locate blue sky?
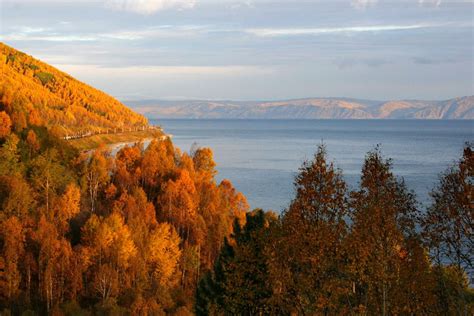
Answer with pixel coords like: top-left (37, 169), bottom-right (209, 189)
top-left (1, 0), bottom-right (473, 100)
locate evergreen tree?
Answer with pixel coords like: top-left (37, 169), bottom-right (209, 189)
top-left (196, 209), bottom-right (278, 315)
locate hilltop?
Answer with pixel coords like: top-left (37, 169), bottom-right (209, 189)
top-left (128, 96), bottom-right (474, 119)
top-left (0, 42), bottom-right (148, 137)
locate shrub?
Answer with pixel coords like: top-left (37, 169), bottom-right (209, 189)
top-left (35, 72), bottom-right (55, 85)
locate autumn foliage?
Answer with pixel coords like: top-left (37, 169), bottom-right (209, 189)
top-left (197, 145), bottom-right (474, 315)
top-left (0, 43), bottom-right (147, 137)
top-left (0, 43), bottom-right (472, 314)
top-left (0, 112), bottom-right (11, 138)
top-left (0, 123), bottom-right (247, 314)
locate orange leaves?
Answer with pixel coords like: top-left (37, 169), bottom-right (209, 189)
top-left (219, 179), bottom-right (249, 226)
top-left (160, 169), bottom-right (198, 220)
top-left (0, 216), bottom-right (24, 301)
top-left (83, 148), bottom-right (111, 213)
top-left (26, 129), bottom-right (40, 155)
top-left (193, 147), bottom-right (217, 181)
top-left (34, 216), bottom-right (75, 311)
top-left (0, 42), bottom-right (148, 136)
top-left (0, 111), bottom-right (11, 138)
top-left (82, 214), bottom-right (113, 253)
top-left (28, 109), bottom-right (43, 126)
top-left (54, 183), bottom-right (81, 231)
top-left (0, 102), bottom-right (253, 312)
top-left (116, 144), bottom-right (142, 170)
top-left (113, 188), bottom-right (157, 230)
top-left (141, 139), bottom-right (175, 189)
top-left (115, 144), bottom-right (142, 190)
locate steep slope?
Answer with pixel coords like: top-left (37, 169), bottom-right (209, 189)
top-left (376, 101), bottom-right (431, 118)
top-left (0, 42), bottom-right (148, 136)
top-left (128, 96), bottom-right (474, 119)
top-left (411, 96), bottom-right (474, 119)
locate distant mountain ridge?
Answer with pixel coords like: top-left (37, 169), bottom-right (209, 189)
top-left (127, 96), bottom-right (474, 119)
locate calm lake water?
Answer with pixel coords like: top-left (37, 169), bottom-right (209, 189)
top-left (153, 119), bottom-right (473, 212)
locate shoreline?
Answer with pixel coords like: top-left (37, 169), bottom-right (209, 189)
top-left (108, 134), bottom-right (171, 155)
top-left (68, 129), bottom-right (170, 151)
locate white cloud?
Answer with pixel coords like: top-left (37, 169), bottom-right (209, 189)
top-left (351, 0), bottom-right (377, 9)
top-left (102, 26), bottom-right (202, 39)
top-left (18, 27), bottom-right (50, 34)
top-left (247, 24), bottom-right (436, 37)
top-left (1, 34), bottom-right (99, 42)
top-left (104, 0), bottom-right (196, 14)
top-left (56, 64), bottom-right (273, 77)
top-left (418, 0), bottom-right (442, 7)
top-left (0, 25), bottom-right (204, 42)
top-left (230, 0), bottom-right (254, 9)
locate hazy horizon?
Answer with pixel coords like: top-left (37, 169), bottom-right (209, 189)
top-left (122, 94), bottom-right (473, 103)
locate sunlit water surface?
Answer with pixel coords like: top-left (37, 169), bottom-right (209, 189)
top-left (151, 119), bottom-right (473, 212)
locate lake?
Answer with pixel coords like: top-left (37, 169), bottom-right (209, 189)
top-left (153, 119), bottom-right (473, 212)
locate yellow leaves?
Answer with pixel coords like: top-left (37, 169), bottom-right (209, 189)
top-left (106, 213), bottom-right (137, 269)
top-left (90, 148), bottom-right (111, 181)
top-left (131, 295), bottom-right (163, 315)
top-left (147, 223), bottom-right (181, 285)
top-left (160, 169), bottom-right (198, 220)
top-left (193, 147), bottom-right (217, 179)
top-left (141, 139), bottom-right (175, 187)
top-left (82, 212), bottom-right (137, 269)
top-left (115, 144), bottom-right (142, 189)
top-left (56, 183), bottom-right (81, 223)
top-left (82, 214), bottom-right (113, 252)
top-left (0, 175), bottom-right (35, 218)
top-left (0, 42), bottom-right (148, 136)
top-left (84, 149), bottom-right (111, 213)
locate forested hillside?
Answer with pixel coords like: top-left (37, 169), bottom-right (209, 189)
top-left (0, 43), bottom-right (147, 137)
top-left (0, 122), bottom-right (248, 314)
top-left (0, 44), bottom-right (248, 314)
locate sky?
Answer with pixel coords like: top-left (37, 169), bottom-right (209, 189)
top-left (1, 0), bottom-right (473, 101)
